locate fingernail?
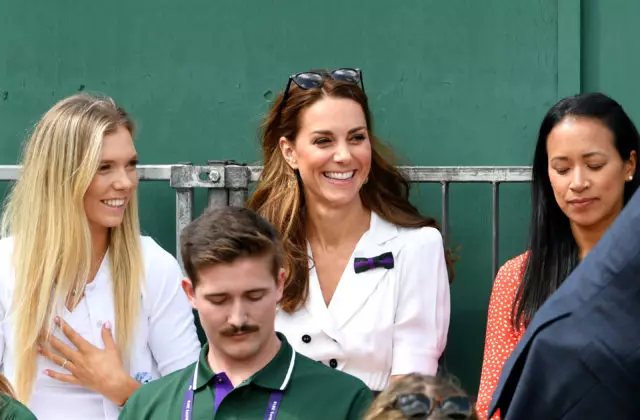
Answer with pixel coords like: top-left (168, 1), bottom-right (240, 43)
top-left (43, 370), bottom-right (49, 376)
top-left (104, 321), bottom-right (112, 330)
top-left (54, 316), bottom-right (60, 325)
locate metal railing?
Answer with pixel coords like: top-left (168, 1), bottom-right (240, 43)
top-left (0, 163), bottom-right (532, 278)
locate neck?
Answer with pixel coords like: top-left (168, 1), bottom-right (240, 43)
top-left (207, 332), bottom-right (282, 387)
top-left (305, 198), bottom-right (371, 250)
top-left (571, 206), bottom-right (621, 259)
top-left (89, 225), bottom-right (109, 283)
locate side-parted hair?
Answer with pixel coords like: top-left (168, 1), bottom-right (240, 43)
top-left (364, 373), bottom-right (478, 420)
top-left (513, 92), bottom-right (640, 329)
top-left (246, 75), bottom-right (451, 313)
top-left (0, 93), bottom-right (143, 402)
top-left (180, 206), bottom-right (284, 287)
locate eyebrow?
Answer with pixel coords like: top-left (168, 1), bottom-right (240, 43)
top-left (100, 154), bottom-right (139, 164)
top-left (311, 126), bottom-right (367, 135)
top-left (203, 288), bottom-right (269, 299)
top-left (244, 288), bottom-right (269, 294)
top-left (550, 151), bottom-right (607, 162)
top-left (204, 292), bottom-right (227, 299)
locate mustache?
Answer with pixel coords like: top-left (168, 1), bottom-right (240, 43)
top-left (220, 324), bottom-right (260, 336)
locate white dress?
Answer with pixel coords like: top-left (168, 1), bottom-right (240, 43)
top-left (0, 236), bottom-right (201, 420)
top-left (275, 212), bottom-right (451, 391)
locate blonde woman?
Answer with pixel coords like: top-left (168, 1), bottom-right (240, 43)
top-left (0, 374), bottom-right (36, 420)
top-left (0, 93), bottom-right (201, 420)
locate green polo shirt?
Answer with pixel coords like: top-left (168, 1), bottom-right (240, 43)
top-left (119, 333), bottom-right (373, 420)
top-left (0, 394), bottom-right (37, 420)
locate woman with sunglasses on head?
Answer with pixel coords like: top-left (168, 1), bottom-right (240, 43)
top-left (475, 92), bottom-right (639, 419)
top-left (364, 373), bottom-right (478, 420)
top-left (0, 93), bottom-right (201, 419)
top-left (247, 68), bottom-right (451, 394)
top-left (0, 375), bottom-right (36, 420)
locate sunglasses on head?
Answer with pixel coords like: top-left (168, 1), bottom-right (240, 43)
top-left (277, 68), bottom-right (365, 117)
top-left (393, 393), bottom-right (473, 419)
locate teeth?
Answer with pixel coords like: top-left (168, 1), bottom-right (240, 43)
top-left (324, 171), bottom-right (354, 180)
top-left (103, 199), bottom-right (125, 207)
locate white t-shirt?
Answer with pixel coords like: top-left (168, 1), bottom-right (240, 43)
top-left (0, 236), bottom-right (201, 420)
top-left (275, 212), bottom-right (451, 391)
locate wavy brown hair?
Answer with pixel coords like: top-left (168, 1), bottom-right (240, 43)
top-left (247, 75), bottom-right (451, 313)
top-left (364, 373), bottom-right (478, 420)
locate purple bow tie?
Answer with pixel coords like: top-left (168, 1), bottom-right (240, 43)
top-left (354, 252), bottom-right (394, 273)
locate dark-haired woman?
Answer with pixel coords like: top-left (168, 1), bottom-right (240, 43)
top-left (247, 68), bottom-right (451, 393)
top-left (476, 92), bottom-right (639, 419)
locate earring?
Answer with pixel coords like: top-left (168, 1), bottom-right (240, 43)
top-left (287, 168), bottom-right (298, 188)
top-left (629, 175), bottom-right (634, 181)
top-left (364, 175), bottom-right (369, 184)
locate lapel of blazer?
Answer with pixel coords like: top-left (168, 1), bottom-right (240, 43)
top-left (304, 240), bottom-right (342, 341)
top-left (328, 212), bottom-right (399, 330)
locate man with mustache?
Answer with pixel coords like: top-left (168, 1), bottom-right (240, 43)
top-left (119, 206), bottom-right (373, 419)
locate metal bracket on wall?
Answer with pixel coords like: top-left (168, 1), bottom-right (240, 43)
top-left (225, 162), bottom-right (251, 207)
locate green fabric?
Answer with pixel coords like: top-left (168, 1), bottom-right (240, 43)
top-left (120, 333), bottom-right (373, 419)
top-left (0, 395), bottom-right (37, 420)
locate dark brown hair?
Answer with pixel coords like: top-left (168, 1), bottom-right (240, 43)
top-left (179, 206), bottom-right (284, 287)
top-left (364, 373), bottom-right (478, 420)
top-left (246, 74), bottom-right (451, 313)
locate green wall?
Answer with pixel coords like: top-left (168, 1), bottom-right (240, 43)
top-left (1, 0), bottom-right (638, 395)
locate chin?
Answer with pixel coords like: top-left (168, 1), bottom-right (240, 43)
top-left (224, 343), bottom-right (261, 361)
top-left (101, 218), bottom-right (126, 229)
top-left (323, 193), bottom-right (361, 208)
top-left (569, 214), bottom-right (603, 229)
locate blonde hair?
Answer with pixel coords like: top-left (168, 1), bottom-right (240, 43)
top-left (0, 93), bottom-right (143, 403)
top-left (364, 374), bottom-right (478, 420)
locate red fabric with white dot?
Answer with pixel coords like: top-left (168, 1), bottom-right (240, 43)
top-left (475, 252), bottom-right (529, 420)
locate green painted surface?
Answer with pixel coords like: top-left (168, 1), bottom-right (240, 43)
top-left (582, 0), bottom-right (640, 119)
top-left (3, 0), bottom-right (616, 395)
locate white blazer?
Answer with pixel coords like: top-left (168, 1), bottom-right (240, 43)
top-left (0, 236), bottom-right (201, 420)
top-left (275, 212), bottom-right (451, 391)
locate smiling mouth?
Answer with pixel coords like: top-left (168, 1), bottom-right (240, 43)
top-left (323, 171), bottom-right (355, 180)
top-left (102, 199), bottom-right (126, 208)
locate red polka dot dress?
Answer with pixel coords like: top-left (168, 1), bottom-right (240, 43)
top-left (475, 252), bottom-right (529, 420)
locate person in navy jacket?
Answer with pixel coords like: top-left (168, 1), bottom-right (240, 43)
top-left (490, 178), bottom-right (640, 419)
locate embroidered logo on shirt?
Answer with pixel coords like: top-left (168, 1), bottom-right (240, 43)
top-left (134, 371), bottom-right (154, 384)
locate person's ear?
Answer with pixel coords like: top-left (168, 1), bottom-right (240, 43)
top-left (279, 137), bottom-right (298, 169)
top-left (181, 278), bottom-right (197, 310)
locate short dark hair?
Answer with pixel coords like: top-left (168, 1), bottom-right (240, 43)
top-left (179, 206), bottom-right (284, 287)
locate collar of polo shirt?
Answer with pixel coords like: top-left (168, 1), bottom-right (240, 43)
top-left (194, 332), bottom-right (296, 391)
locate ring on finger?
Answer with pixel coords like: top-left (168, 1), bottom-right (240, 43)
top-left (61, 359), bottom-right (68, 369)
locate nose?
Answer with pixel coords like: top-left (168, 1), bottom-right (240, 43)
top-left (569, 167), bottom-right (589, 192)
top-left (113, 168), bottom-right (136, 191)
top-left (227, 299), bottom-right (248, 326)
top-left (333, 140), bottom-right (352, 164)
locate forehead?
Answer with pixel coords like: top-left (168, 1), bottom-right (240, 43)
top-left (547, 117), bottom-right (615, 156)
top-left (196, 256), bottom-right (275, 293)
top-left (101, 126), bottom-right (135, 158)
top-left (298, 97), bottom-right (367, 133)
